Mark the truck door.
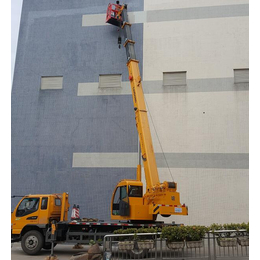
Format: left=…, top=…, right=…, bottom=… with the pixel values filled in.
left=38, top=197, right=49, bottom=224
left=12, top=197, right=40, bottom=234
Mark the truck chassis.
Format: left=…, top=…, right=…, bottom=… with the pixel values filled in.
left=45, top=220, right=166, bottom=244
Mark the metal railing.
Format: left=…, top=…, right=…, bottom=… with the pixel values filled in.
left=212, top=230, right=249, bottom=259
left=103, top=230, right=249, bottom=260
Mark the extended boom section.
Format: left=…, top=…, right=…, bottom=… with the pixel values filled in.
left=107, top=2, right=188, bottom=221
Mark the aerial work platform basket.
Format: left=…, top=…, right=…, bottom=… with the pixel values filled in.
left=106, top=3, right=122, bottom=27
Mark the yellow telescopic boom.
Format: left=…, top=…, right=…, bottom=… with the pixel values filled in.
left=127, top=59, right=160, bottom=190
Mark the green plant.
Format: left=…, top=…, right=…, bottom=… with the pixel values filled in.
left=113, top=228, right=137, bottom=241
left=136, top=227, right=161, bottom=234
left=239, top=222, right=249, bottom=235
left=223, top=223, right=240, bottom=231
left=209, top=223, right=223, bottom=232
left=89, top=239, right=96, bottom=246
left=209, top=223, right=249, bottom=238
left=114, top=227, right=160, bottom=241
left=136, top=227, right=160, bottom=241
left=161, top=226, right=187, bottom=242
left=245, top=223, right=249, bottom=235
left=97, top=238, right=102, bottom=244
left=185, top=226, right=208, bottom=241
left=88, top=238, right=102, bottom=246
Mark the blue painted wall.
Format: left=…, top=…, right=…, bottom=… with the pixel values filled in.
left=12, top=0, right=144, bottom=220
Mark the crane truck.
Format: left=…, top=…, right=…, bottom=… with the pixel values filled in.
left=11, top=2, right=188, bottom=256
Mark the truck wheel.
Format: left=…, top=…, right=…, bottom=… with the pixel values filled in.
left=21, top=230, right=44, bottom=255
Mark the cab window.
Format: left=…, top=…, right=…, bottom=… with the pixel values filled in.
left=112, top=187, right=120, bottom=215
left=16, top=198, right=39, bottom=217
left=55, top=198, right=61, bottom=206
left=128, top=185, right=142, bottom=197
left=120, top=186, right=127, bottom=200
left=41, top=197, right=48, bottom=210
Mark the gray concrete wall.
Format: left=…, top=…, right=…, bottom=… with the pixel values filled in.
left=11, top=0, right=143, bottom=220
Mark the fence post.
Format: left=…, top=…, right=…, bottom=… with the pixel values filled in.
left=212, top=232, right=217, bottom=260
left=160, top=237, right=163, bottom=260
left=155, top=234, right=157, bottom=260
left=207, top=232, right=211, bottom=260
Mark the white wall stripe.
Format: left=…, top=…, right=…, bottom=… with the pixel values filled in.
left=72, top=152, right=249, bottom=169
left=72, top=153, right=138, bottom=168
left=77, top=78, right=248, bottom=96
left=82, top=4, right=248, bottom=27
left=82, top=11, right=146, bottom=27
left=77, top=82, right=131, bottom=96
left=144, top=0, right=248, bottom=11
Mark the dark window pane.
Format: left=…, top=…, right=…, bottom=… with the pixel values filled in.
left=41, top=197, right=48, bottom=210
left=128, top=186, right=142, bottom=197
left=16, top=198, right=39, bottom=217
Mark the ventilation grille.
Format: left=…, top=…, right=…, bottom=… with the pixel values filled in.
left=234, top=69, right=249, bottom=84
left=99, top=74, right=122, bottom=88
left=163, top=71, right=187, bottom=86
left=41, top=76, right=63, bottom=90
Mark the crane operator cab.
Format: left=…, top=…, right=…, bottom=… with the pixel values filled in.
left=111, top=180, right=155, bottom=222
left=112, top=182, right=143, bottom=216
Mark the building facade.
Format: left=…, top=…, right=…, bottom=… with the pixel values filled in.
left=12, top=0, right=249, bottom=225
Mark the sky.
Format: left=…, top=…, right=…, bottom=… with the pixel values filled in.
left=11, top=0, right=23, bottom=81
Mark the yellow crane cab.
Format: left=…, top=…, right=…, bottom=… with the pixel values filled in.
left=111, top=179, right=156, bottom=222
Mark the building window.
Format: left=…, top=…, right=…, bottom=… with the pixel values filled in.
left=99, top=74, right=122, bottom=88
left=41, top=76, right=63, bottom=90
left=234, top=69, right=249, bottom=84
left=163, top=71, right=187, bottom=86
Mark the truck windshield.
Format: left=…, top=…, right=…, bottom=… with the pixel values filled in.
left=16, top=198, right=39, bottom=217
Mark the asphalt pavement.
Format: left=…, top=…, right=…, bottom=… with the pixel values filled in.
left=11, top=242, right=249, bottom=260
left=11, top=242, right=90, bottom=260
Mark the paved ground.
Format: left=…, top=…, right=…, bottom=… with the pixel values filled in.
left=11, top=242, right=249, bottom=260
left=11, top=242, right=90, bottom=260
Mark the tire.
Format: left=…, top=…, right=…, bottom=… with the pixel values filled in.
left=21, top=230, right=44, bottom=255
